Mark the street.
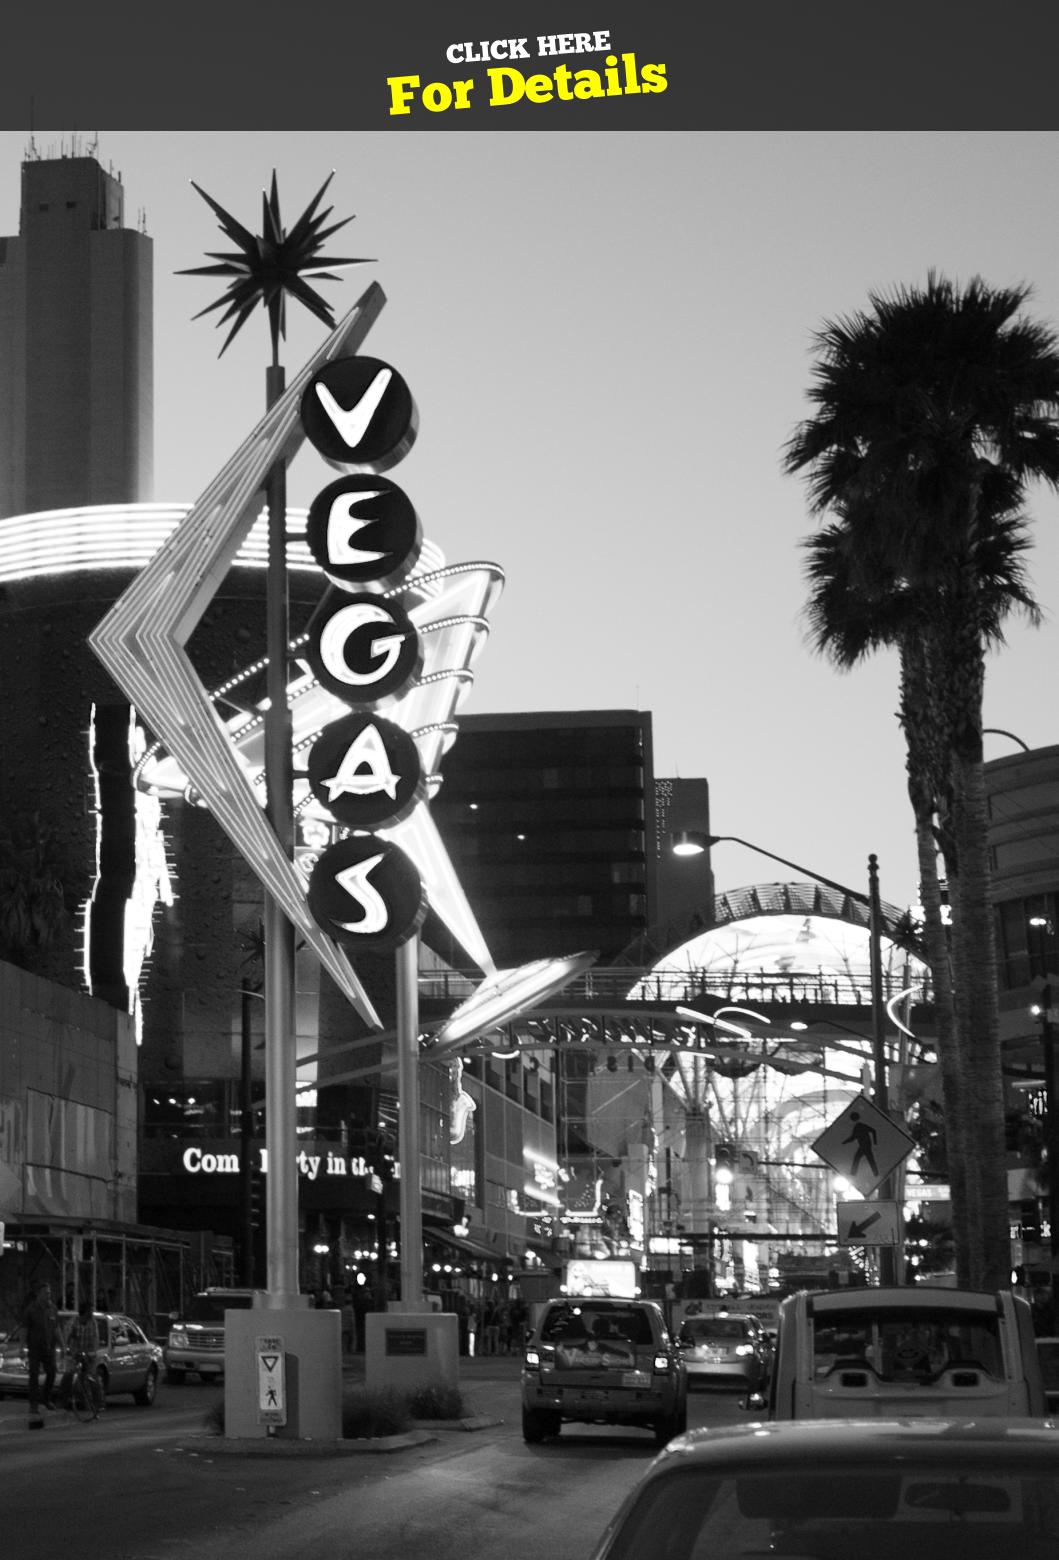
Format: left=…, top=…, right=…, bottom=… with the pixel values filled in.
left=0, top=1359, right=748, bottom=1560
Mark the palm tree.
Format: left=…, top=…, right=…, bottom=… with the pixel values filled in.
left=801, top=499, right=1041, bottom=1284
left=785, top=272, right=1059, bottom=1290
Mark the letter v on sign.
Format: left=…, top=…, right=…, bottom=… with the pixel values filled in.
left=315, top=368, right=392, bottom=450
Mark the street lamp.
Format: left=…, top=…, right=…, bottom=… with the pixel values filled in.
left=693, top=832, right=897, bottom=1282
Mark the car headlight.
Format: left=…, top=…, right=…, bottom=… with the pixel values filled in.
left=168, top=1329, right=189, bottom=1349
left=735, top=1344, right=754, bottom=1356
left=653, top=1352, right=672, bottom=1372
left=524, top=1347, right=541, bottom=1368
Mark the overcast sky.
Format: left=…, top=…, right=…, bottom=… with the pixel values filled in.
left=3, top=129, right=1057, bottom=915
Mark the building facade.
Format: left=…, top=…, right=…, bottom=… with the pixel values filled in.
left=0, top=145, right=152, bottom=519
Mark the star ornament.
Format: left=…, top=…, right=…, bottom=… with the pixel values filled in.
left=178, top=171, right=372, bottom=359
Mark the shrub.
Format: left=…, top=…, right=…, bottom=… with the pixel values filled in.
left=405, top=1382, right=465, bottom=1420
left=341, top=1384, right=412, bottom=1439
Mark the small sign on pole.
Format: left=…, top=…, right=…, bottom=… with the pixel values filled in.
left=836, top=1199, right=902, bottom=1246
left=811, top=1093, right=916, bottom=1197
left=256, top=1334, right=286, bottom=1426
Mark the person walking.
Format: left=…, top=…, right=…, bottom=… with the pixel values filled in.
left=21, top=1279, right=60, bottom=1428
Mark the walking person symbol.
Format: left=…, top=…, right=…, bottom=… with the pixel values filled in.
left=842, top=1110, right=879, bottom=1177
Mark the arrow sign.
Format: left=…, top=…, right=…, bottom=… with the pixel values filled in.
left=811, top=1093, right=916, bottom=1197
left=836, top=1199, right=901, bottom=1246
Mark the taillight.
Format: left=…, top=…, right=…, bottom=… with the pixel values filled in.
left=525, top=1347, right=541, bottom=1369
left=735, top=1344, right=754, bottom=1356
left=653, top=1352, right=671, bottom=1373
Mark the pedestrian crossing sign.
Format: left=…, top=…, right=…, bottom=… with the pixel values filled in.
left=811, top=1093, right=915, bottom=1197
left=256, top=1334, right=286, bottom=1426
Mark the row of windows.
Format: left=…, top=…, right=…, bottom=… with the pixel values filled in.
left=996, top=894, right=1059, bottom=990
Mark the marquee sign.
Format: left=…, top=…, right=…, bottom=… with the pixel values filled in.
left=299, top=347, right=428, bottom=952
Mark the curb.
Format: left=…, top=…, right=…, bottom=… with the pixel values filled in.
left=196, top=1414, right=504, bottom=1455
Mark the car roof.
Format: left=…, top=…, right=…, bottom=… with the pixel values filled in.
left=652, top=1418, right=1059, bottom=1470
left=797, top=1286, right=1003, bottom=1315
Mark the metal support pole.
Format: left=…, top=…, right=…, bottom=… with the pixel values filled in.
left=263, top=361, right=299, bottom=1305
left=240, top=980, right=255, bottom=1286
left=1041, top=985, right=1058, bottom=1320
left=396, top=933, right=423, bottom=1307
left=868, top=853, right=897, bottom=1284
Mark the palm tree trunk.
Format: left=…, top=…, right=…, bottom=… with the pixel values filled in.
left=899, top=636, right=972, bottom=1282
left=943, top=575, right=1010, bottom=1292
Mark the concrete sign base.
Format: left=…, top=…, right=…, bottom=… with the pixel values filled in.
left=225, top=1302, right=342, bottom=1440
left=365, top=1308, right=459, bottom=1394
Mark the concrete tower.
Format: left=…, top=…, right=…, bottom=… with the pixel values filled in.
left=0, top=142, right=152, bottom=518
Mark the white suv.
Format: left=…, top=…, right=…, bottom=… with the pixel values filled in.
left=762, top=1285, right=1047, bottom=1419
left=163, top=1288, right=256, bottom=1383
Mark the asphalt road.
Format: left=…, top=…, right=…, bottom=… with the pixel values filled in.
left=0, top=1359, right=749, bottom=1560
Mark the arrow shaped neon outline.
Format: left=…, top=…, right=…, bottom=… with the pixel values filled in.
left=88, top=285, right=389, bottom=1029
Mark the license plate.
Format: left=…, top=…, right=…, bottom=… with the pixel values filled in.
left=580, top=1388, right=612, bottom=1403
left=622, top=1370, right=649, bottom=1387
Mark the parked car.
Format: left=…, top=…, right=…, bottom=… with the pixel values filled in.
left=521, top=1296, right=687, bottom=1447
left=588, top=1418, right=1059, bottom=1560
left=762, top=1284, right=1047, bottom=1419
left=677, top=1310, right=772, bottom=1392
left=1036, top=1334, right=1059, bottom=1412
left=163, top=1287, right=256, bottom=1382
left=0, top=1309, right=162, bottom=1405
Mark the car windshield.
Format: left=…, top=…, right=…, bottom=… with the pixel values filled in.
left=541, top=1305, right=655, bottom=1346
left=184, top=1294, right=253, bottom=1322
left=603, top=1463, right=1059, bottom=1560
left=810, top=1305, right=1003, bottom=1382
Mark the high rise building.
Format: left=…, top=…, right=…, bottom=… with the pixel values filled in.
left=422, top=709, right=714, bottom=969
left=0, top=143, right=152, bottom=518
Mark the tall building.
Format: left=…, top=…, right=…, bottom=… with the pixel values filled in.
left=423, top=709, right=714, bottom=968
left=0, top=143, right=152, bottom=518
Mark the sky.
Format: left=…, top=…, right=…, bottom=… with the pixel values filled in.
left=3, top=128, right=1058, bottom=919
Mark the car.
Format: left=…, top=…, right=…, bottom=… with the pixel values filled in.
left=163, top=1287, right=256, bottom=1382
left=587, top=1417, right=1059, bottom=1560
left=763, top=1284, right=1047, bottom=1419
left=1036, top=1334, right=1059, bottom=1412
left=521, top=1296, right=688, bottom=1448
left=0, top=1309, right=162, bottom=1405
left=677, top=1310, right=772, bottom=1392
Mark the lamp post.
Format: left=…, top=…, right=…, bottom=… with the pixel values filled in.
left=682, top=832, right=899, bottom=1282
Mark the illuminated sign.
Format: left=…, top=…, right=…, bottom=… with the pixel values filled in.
left=306, top=474, right=422, bottom=592
left=181, top=1146, right=376, bottom=1180
left=307, top=834, right=427, bottom=950
left=300, top=351, right=427, bottom=952
left=300, top=355, right=418, bottom=472
left=306, top=712, right=424, bottom=830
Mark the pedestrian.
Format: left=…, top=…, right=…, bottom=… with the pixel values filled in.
left=340, top=1290, right=355, bottom=1356
left=63, top=1299, right=104, bottom=1412
left=483, top=1297, right=500, bottom=1356
left=21, top=1279, right=60, bottom=1428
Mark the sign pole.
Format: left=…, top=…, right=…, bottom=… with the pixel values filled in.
left=396, top=932, right=424, bottom=1307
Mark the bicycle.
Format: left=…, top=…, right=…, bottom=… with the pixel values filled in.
left=59, top=1354, right=103, bottom=1422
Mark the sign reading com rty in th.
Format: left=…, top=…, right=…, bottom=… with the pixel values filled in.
left=298, top=354, right=429, bottom=951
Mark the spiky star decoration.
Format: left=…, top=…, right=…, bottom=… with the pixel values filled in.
left=178, top=171, right=371, bottom=362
